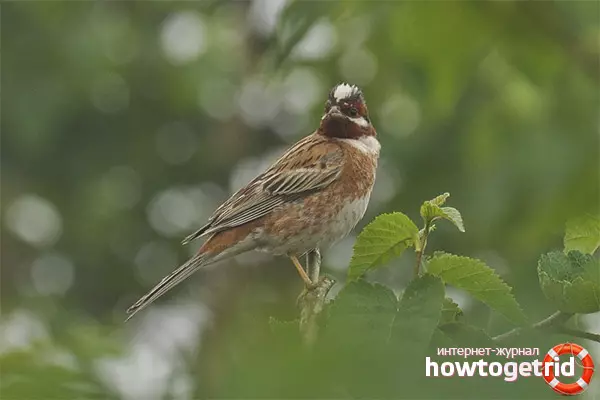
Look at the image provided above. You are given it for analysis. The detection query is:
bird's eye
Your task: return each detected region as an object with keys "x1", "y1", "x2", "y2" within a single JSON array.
[{"x1": 349, "y1": 107, "x2": 358, "y2": 117}]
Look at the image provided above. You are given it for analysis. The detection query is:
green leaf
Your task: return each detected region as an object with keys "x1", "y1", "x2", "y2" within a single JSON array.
[
  {"x1": 420, "y1": 193, "x2": 465, "y2": 232},
  {"x1": 564, "y1": 214, "x2": 600, "y2": 254},
  {"x1": 391, "y1": 274, "x2": 445, "y2": 356},
  {"x1": 427, "y1": 254, "x2": 527, "y2": 325},
  {"x1": 538, "y1": 250, "x2": 600, "y2": 314},
  {"x1": 1, "y1": 348, "x2": 110, "y2": 399},
  {"x1": 323, "y1": 280, "x2": 398, "y2": 347},
  {"x1": 430, "y1": 192, "x2": 450, "y2": 206},
  {"x1": 320, "y1": 281, "x2": 399, "y2": 398},
  {"x1": 348, "y1": 213, "x2": 419, "y2": 281},
  {"x1": 440, "y1": 207, "x2": 465, "y2": 232},
  {"x1": 440, "y1": 297, "x2": 463, "y2": 325},
  {"x1": 429, "y1": 328, "x2": 456, "y2": 349}
]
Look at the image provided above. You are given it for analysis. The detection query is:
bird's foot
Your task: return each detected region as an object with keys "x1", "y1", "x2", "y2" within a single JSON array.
[{"x1": 296, "y1": 275, "x2": 334, "y2": 308}]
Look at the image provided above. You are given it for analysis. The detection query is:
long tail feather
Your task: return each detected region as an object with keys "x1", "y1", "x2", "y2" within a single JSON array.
[
  {"x1": 181, "y1": 223, "x2": 210, "y2": 245},
  {"x1": 125, "y1": 253, "x2": 210, "y2": 321}
]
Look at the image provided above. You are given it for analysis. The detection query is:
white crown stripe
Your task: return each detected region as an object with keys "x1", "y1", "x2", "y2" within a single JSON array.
[{"x1": 333, "y1": 83, "x2": 360, "y2": 101}]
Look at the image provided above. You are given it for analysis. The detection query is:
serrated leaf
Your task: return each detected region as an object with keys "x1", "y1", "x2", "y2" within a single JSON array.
[
  {"x1": 564, "y1": 214, "x2": 600, "y2": 254},
  {"x1": 427, "y1": 254, "x2": 527, "y2": 325},
  {"x1": 430, "y1": 192, "x2": 450, "y2": 206},
  {"x1": 440, "y1": 207, "x2": 465, "y2": 232},
  {"x1": 420, "y1": 194, "x2": 465, "y2": 233},
  {"x1": 440, "y1": 297, "x2": 463, "y2": 325},
  {"x1": 538, "y1": 250, "x2": 600, "y2": 314},
  {"x1": 391, "y1": 274, "x2": 445, "y2": 356},
  {"x1": 348, "y1": 213, "x2": 419, "y2": 281},
  {"x1": 323, "y1": 280, "x2": 398, "y2": 347}
]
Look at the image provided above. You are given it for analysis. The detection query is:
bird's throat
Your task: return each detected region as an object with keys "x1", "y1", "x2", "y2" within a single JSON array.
[{"x1": 319, "y1": 114, "x2": 374, "y2": 139}]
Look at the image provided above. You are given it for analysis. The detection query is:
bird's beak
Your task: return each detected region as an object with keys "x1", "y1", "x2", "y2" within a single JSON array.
[{"x1": 327, "y1": 105, "x2": 343, "y2": 117}]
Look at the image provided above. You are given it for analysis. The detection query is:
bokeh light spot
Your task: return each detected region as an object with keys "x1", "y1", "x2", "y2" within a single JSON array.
[
  {"x1": 248, "y1": 0, "x2": 288, "y2": 37},
  {"x1": 282, "y1": 67, "x2": 322, "y2": 114},
  {"x1": 160, "y1": 11, "x2": 206, "y2": 66},
  {"x1": 292, "y1": 19, "x2": 337, "y2": 60},
  {"x1": 338, "y1": 48, "x2": 378, "y2": 86},
  {"x1": 237, "y1": 78, "x2": 282, "y2": 127},
  {"x1": 147, "y1": 187, "x2": 200, "y2": 237},
  {"x1": 378, "y1": 93, "x2": 421, "y2": 137},
  {"x1": 5, "y1": 194, "x2": 63, "y2": 248}
]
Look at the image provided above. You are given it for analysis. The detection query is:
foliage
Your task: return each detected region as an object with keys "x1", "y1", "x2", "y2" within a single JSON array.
[
  {"x1": 264, "y1": 201, "x2": 598, "y2": 398},
  {"x1": 427, "y1": 254, "x2": 527, "y2": 325},
  {"x1": 344, "y1": 194, "x2": 527, "y2": 334},
  {"x1": 537, "y1": 214, "x2": 600, "y2": 314},
  {"x1": 347, "y1": 213, "x2": 418, "y2": 281},
  {"x1": 1, "y1": 0, "x2": 599, "y2": 399},
  {"x1": 392, "y1": 274, "x2": 445, "y2": 357},
  {"x1": 347, "y1": 193, "x2": 526, "y2": 326},
  {"x1": 538, "y1": 251, "x2": 600, "y2": 314},
  {"x1": 564, "y1": 214, "x2": 600, "y2": 254},
  {"x1": 420, "y1": 192, "x2": 465, "y2": 233},
  {"x1": 439, "y1": 297, "x2": 463, "y2": 325}
]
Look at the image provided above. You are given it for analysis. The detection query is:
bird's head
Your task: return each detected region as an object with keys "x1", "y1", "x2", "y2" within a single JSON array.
[{"x1": 318, "y1": 83, "x2": 376, "y2": 139}]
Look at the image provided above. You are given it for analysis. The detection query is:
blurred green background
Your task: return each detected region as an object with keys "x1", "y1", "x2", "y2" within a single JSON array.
[{"x1": 1, "y1": 1, "x2": 599, "y2": 399}]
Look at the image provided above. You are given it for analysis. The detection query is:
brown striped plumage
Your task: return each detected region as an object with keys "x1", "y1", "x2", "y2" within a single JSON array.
[{"x1": 126, "y1": 83, "x2": 380, "y2": 320}]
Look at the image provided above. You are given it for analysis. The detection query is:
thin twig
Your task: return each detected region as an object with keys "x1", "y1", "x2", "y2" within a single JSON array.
[
  {"x1": 493, "y1": 311, "x2": 573, "y2": 341},
  {"x1": 556, "y1": 327, "x2": 600, "y2": 343},
  {"x1": 270, "y1": 17, "x2": 313, "y2": 70},
  {"x1": 414, "y1": 251, "x2": 423, "y2": 278},
  {"x1": 414, "y1": 221, "x2": 431, "y2": 277}
]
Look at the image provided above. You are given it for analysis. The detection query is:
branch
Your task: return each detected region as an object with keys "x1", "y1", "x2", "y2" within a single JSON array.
[
  {"x1": 491, "y1": 311, "x2": 600, "y2": 344},
  {"x1": 555, "y1": 327, "x2": 600, "y2": 343},
  {"x1": 493, "y1": 311, "x2": 572, "y2": 341},
  {"x1": 270, "y1": 17, "x2": 313, "y2": 70},
  {"x1": 298, "y1": 250, "x2": 334, "y2": 347},
  {"x1": 414, "y1": 221, "x2": 431, "y2": 277}
]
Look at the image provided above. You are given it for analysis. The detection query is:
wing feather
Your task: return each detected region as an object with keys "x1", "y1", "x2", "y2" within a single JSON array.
[{"x1": 182, "y1": 136, "x2": 343, "y2": 244}]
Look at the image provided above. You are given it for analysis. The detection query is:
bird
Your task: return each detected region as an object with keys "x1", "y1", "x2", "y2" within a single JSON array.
[{"x1": 126, "y1": 83, "x2": 380, "y2": 320}]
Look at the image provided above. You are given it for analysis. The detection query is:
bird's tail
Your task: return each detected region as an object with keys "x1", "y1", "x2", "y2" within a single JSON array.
[{"x1": 125, "y1": 252, "x2": 211, "y2": 321}]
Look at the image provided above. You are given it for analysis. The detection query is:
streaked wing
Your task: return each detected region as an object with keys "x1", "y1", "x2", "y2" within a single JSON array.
[
  {"x1": 182, "y1": 135, "x2": 343, "y2": 244},
  {"x1": 263, "y1": 167, "x2": 340, "y2": 194}
]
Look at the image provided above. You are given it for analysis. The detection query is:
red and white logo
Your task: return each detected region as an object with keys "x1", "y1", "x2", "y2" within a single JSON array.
[{"x1": 542, "y1": 343, "x2": 595, "y2": 396}]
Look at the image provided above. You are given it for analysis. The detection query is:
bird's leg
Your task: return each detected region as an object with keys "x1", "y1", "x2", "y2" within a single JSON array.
[
  {"x1": 306, "y1": 249, "x2": 321, "y2": 284},
  {"x1": 298, "y1": 250, "x2": 332, "y2": 347},
  {"x1": 296, "y1": 249, "x2": 322, "y2": 306},
  {"x1": 289, "y1": 254, "x2": 315, "y2": 288}
]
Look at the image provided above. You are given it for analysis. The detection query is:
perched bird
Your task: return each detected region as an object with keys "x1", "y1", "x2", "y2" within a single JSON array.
[{"x1": 126, "y1": 83, "x2": 380, "y2": 320}]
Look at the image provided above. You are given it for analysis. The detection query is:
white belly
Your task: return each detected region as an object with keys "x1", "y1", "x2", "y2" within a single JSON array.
[{"x1": 316, "y1": 194, "x2": 371, "y2": 249}]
